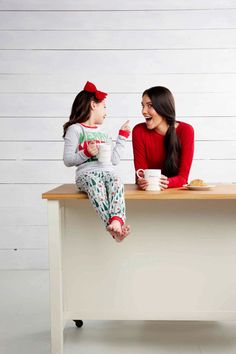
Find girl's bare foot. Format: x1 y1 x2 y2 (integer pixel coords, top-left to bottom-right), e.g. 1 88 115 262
107 220 122 242
119 225 131 241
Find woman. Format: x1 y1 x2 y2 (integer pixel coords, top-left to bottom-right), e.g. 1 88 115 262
132 86 194 189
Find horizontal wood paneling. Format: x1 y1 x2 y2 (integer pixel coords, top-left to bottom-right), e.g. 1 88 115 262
1 140 236 160
0 249 48 269
0 160 235 184
0 184 59 206
0 92 236 117
0 183 54 254
194 141 236 159
1 1 235 270
0 73 235 93
1 50 235 74
0 160 78 183
1 117 236 140
1 29 236 49
0 225 48 248
1 9 236 30
0 206 46 226
0 141 64 159
187 160 236 183
0 0 235 11
0 117 65 140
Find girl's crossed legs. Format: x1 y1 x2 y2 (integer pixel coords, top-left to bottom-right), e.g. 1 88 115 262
76 171 130 242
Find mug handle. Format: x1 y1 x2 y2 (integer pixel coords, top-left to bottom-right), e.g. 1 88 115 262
136 169 144 179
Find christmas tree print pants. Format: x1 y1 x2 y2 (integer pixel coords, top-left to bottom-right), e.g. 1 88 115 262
76 171 126 227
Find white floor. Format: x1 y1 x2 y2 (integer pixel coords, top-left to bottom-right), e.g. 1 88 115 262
1 271 236 354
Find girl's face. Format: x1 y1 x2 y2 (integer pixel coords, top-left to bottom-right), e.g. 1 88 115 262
92 100 106 124
141 94 164 130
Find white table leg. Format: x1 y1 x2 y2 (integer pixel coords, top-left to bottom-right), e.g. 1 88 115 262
48 200 64 354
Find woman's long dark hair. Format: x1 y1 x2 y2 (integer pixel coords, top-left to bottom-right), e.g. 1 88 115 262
63 91 101 138
143 86 181 177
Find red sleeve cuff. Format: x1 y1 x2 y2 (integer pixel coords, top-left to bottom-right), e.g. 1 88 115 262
109 216 124 226
119 130 130 138
83 145 93 158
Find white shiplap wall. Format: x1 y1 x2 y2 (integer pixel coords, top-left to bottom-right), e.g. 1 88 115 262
0 0 236 269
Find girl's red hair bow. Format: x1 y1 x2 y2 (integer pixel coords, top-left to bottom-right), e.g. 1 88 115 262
83 81 107 100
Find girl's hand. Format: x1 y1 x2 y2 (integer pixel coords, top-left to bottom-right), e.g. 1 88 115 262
120 120 131 133
87 141 99 156
160 174 169 190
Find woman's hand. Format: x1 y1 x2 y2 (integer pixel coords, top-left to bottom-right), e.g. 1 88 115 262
137 173 169 190
160 174 169 190
136 170 148 190
120 120 131 133
87 141 99 156
137 177 149 190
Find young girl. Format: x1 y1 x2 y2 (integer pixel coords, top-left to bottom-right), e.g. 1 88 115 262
63 81 131 242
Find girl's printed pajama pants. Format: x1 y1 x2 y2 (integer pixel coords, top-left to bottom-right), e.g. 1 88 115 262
76 171 126 227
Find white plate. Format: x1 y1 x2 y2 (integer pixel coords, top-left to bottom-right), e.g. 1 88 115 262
183 184 216 191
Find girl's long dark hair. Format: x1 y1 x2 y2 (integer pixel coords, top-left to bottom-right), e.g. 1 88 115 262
63 91 100 138
143 86 181 177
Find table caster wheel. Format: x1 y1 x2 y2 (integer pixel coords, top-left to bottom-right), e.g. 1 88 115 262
73 320 83 328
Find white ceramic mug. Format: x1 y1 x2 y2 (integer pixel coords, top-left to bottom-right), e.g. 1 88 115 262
98 143 111 163
136 169 161 191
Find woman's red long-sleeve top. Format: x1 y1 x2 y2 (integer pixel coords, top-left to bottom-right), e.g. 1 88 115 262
132 121 194 188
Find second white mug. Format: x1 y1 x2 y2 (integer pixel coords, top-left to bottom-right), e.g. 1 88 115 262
98 143 111 163
136 168 161 191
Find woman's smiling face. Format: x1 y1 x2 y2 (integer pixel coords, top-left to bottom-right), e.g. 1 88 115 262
141 94 164 130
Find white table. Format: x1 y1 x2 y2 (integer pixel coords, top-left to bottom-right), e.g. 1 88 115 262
42 184 236 354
